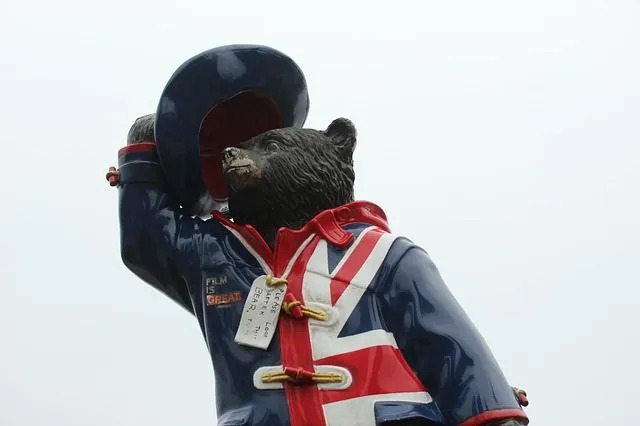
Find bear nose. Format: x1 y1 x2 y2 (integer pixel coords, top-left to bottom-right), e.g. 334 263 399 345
222 147 239 162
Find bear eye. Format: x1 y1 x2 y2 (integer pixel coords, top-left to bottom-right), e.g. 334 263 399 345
266 141 279 152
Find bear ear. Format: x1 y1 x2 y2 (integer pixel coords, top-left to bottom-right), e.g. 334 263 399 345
325 118 357 159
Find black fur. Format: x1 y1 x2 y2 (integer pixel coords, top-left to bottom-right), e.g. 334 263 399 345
127 114 155 144
226 118 357 247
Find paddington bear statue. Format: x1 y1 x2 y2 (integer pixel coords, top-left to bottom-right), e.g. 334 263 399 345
109 45 529 426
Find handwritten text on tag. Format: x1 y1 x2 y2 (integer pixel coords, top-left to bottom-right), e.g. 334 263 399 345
234 275 286 350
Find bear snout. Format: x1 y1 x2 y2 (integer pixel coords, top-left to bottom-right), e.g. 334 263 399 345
221 147 261 191
222 147 253 170
222 147 240 163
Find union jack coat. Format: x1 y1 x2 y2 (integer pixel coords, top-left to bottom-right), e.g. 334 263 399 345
116 144 528 426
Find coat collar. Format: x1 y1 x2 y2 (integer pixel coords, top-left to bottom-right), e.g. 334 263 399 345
212 201 390 276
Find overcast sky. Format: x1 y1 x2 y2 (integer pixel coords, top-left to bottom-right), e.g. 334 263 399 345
2 1 639 425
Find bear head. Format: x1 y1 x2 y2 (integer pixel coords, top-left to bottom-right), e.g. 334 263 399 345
125 115 357 248
222 118 357 246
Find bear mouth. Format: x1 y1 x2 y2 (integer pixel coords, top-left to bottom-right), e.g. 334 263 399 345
224 164 251 173
222 159 261 190
222 159 254 174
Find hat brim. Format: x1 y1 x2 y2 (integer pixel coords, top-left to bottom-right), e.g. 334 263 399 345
154 44 309 215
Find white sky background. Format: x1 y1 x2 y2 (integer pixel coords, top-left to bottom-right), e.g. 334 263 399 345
1 0 639 424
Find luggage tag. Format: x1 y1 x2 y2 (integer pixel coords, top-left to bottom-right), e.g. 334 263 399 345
234 234 316 350
235 275 287 350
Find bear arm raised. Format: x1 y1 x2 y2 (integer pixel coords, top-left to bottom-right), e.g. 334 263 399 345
377 240 529 425
117 143 201 314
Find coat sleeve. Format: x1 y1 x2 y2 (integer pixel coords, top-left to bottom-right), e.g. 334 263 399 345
116 143 202 314
378 238 528 426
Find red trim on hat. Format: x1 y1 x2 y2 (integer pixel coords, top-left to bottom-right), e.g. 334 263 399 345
118 142 156 157
460 408 528 426
199 91 284 202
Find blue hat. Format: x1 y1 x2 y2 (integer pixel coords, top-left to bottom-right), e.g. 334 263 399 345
154 44 309 215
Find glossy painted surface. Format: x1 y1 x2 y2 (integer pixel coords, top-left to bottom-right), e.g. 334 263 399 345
116 147 527 425
154 44 309 215
379 246 529 425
